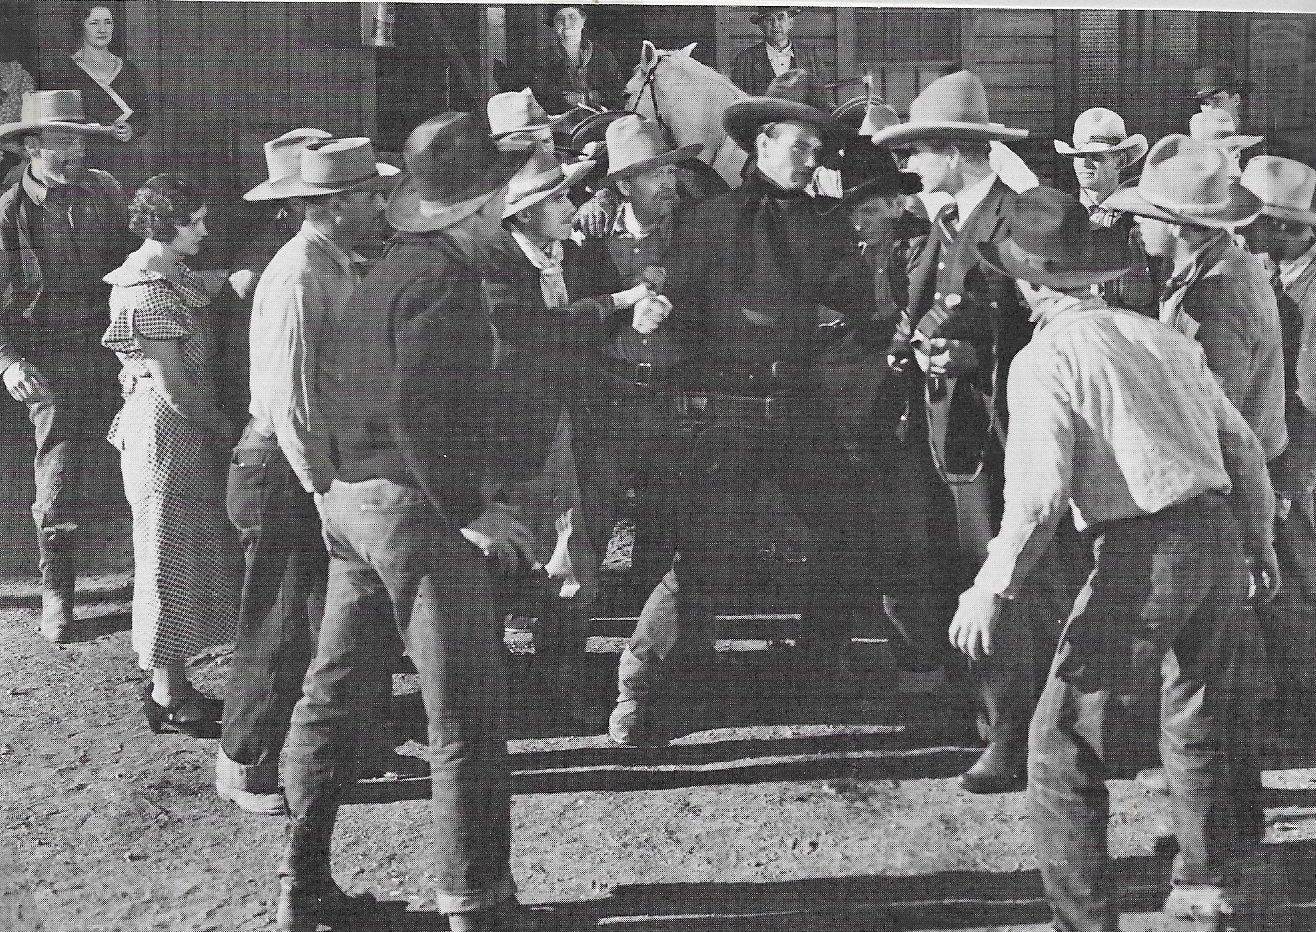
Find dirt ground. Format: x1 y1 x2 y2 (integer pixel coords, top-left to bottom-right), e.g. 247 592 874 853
2 523 1315 932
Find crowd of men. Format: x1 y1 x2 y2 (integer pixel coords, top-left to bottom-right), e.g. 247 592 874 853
2 13 1314 930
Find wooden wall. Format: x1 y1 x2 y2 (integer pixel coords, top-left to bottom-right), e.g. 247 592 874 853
714 5 840 88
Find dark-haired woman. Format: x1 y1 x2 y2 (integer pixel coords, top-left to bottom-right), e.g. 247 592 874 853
103 174 236 738
51 3 152 186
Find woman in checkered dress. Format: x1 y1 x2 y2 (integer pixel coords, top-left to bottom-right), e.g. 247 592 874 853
102 174 236 737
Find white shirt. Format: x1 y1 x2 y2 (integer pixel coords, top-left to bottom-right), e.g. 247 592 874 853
953 172 998 229
1280 237 1316 291
765 42 794 76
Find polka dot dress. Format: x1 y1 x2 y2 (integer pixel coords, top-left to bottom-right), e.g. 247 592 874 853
103 250 237 670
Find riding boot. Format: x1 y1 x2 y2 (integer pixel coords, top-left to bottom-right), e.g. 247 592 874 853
276 807 375 932
37 533 75 643
609 647 667 746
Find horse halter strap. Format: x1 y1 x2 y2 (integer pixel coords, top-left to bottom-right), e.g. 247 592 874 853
628 56 674 144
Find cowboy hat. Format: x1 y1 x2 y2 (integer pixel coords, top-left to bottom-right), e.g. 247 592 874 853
723 68 839 154
0 90 117 141
1054 107 1148 164
836 136 921 205
1239 155 1316 227
749 6 803 25
870 71 1028 148
254 137 398 202
385 112 529 234
1188 109 1263 153
1193 64 1252 100
243 128 333 201
488 89 573 141
604 115 702 179
502 145 596 219
979 186 1132 290
1103 134 1263 229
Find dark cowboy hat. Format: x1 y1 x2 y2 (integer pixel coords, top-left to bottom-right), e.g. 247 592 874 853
385 112 528 234
837 135 920 205
1192 64 1252 100
978 186 1132 290
750 6 803 25
723 69 839 154
544 4 588 25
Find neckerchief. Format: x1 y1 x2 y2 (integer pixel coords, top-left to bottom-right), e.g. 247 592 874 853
509 227 569 309
735 171 811 285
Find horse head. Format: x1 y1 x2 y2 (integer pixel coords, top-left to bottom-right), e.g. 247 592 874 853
624 40 702 114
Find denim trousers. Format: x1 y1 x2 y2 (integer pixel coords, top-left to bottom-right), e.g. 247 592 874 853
1027 493 1267 932
218 432 327 788
282 479 514 914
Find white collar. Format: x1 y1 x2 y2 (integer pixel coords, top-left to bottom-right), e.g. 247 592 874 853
509 227 563 271
299 220 365 276
615 201 659 240
1279 237 1316 290
953 173 997 228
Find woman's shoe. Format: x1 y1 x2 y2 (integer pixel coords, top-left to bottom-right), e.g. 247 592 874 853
141 684 221 738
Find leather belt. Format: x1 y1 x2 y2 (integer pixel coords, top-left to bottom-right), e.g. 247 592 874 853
680 391 801 422
601 356 678 388
689 360 805 395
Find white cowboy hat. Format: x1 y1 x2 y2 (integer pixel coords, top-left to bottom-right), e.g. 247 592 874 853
487 88 572 140
502 145 595 219
386 112 528 234
604 115 702 179
871 71 1028 148
1189 109 1263 153
1239 155 1316 227
0 90 117 141
1103 134 1262 229
258 137 399 201
1053 107 1148 164
243 128 332 201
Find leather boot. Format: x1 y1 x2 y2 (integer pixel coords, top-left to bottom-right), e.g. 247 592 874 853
275 809 375 932
38 535 75 644
960 740 1027 794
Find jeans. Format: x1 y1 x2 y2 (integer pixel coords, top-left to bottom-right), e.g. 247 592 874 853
218 431 327 789
1027 493 1267 932
282 479 513 914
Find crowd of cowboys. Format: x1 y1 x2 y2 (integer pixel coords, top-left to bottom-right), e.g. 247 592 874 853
2 22 1314 931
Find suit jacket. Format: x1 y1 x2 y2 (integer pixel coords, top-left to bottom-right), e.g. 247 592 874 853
891 179 1034 472
729 42 825 105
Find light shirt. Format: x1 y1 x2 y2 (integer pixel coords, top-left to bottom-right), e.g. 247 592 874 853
952 172 998 231
1280 237 1316 292
509 227 569 308
618 201 657 240
975 295 1274 597
765 42 794 76
20 166 48 206
248 221 365 494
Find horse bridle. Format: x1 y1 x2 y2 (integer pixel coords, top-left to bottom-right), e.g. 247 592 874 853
627 54 673 143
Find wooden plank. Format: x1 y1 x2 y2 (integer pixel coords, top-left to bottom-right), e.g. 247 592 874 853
968 10 1057 40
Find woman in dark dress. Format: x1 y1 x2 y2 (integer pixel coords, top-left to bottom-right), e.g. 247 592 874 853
50 3 152 187
529 5 626 113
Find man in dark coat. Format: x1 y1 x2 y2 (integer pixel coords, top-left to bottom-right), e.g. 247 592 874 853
874 71 1072 794
729 6 826 106
275 113 535 932
0 90 127 643
605 75 879 746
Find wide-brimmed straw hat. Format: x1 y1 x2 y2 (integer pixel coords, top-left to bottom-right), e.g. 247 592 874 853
978 186 1132 290
502 145 595 219
723 69 839 154
870 71 1028 148
749 6 803 25
1188 109 1263 153
386 112 529 234
1054 107 1148 165
252 137 398 201
604 115 702 179
488 89 573 141
1239 155 1316 227
0 90 117 141
1193 64 1252 100
244 128 332 201
1103 134 1263 229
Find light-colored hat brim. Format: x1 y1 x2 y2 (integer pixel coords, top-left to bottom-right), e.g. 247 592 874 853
502 158 595 218
607 143 703 179
1103 182 1263 230
1054 133 1149 165
723 98 839 153
1209 134 1264 153
1257 201 1316 227
870 120 1029 147
0 119 117 142
247 162 401 202
491 110 574 141
979 235 1132 291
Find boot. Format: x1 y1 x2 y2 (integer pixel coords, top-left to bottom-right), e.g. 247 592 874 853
275 810 375 932
37 535 75 644
608 647 667 747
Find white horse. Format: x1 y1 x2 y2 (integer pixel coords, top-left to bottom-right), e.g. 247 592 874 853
624 40 748 188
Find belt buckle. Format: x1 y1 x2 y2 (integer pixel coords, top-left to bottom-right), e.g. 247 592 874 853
635 361 653 387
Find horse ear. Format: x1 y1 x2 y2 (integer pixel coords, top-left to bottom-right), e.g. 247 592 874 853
679 42 698 56
641 40 656 65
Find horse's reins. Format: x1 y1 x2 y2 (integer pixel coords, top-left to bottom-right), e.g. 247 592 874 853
628 55 673 144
